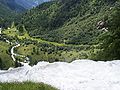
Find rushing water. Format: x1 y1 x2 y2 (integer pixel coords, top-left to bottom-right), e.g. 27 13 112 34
0 60 120 90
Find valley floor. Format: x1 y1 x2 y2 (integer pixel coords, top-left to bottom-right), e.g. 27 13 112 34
0 60 120 90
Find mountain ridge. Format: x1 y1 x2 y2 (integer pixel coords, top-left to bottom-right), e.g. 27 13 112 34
15 0 51 9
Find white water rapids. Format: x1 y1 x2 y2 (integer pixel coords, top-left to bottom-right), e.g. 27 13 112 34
10 43 30 65
0 59 120 90
11 44 21 61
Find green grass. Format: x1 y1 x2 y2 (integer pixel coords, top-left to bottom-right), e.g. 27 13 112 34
2 27 98 63
2 27 100 66
0 41 14 69
16 43 99 64
3 27 93 47
0 82 58 90
2 28 19 37
2 27 65 46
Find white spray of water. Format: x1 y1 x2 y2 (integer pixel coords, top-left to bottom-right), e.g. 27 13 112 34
0 60 120 90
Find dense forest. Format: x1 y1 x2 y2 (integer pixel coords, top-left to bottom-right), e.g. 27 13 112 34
17 0 120 60
18 0 118 45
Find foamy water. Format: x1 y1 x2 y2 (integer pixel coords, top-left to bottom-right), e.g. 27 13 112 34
0 59 120 90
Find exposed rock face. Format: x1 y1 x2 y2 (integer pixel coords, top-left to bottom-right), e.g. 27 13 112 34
97 21 108 32
97 21 106 29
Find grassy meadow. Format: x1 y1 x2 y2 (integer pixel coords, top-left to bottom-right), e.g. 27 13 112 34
0 82 58 90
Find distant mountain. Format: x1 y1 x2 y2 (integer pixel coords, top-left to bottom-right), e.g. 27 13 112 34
0 0 51 12
0 0 26 12
15 0 51 9
32 0 51 5
0 0 50 28
15 0 37 9
0 0 25 28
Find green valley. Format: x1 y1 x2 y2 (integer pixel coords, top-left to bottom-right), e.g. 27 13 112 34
0 0 120 69
1 26 98 68
0 0 120 90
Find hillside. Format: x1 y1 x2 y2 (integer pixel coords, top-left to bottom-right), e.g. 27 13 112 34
0 0 51 28
0 3 15 28
19 0 118 45
0 0 25 28
0 0 26 12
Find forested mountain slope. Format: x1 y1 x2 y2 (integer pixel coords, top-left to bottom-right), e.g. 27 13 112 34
0 0 26 28
19 0 119 45
0 0 26 12
0 0 51 28
0 2 15 28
